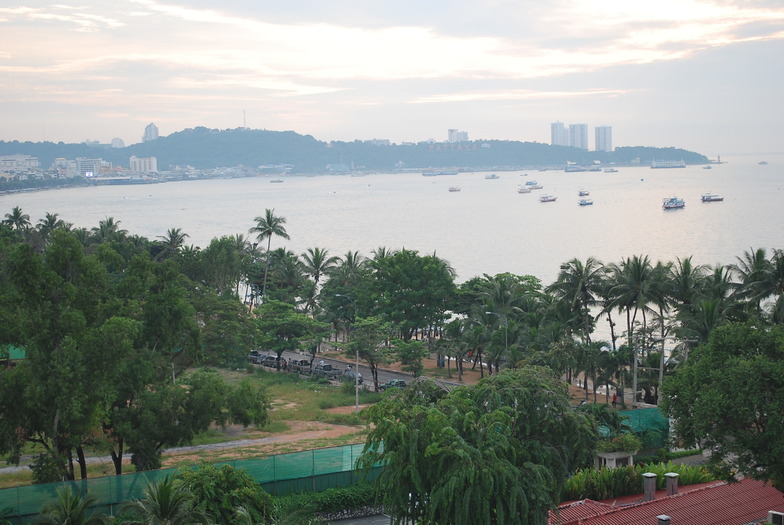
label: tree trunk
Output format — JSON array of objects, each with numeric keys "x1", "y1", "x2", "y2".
[
  {"x1": 76, "y1": 445, "x2": 88, "y2": 480},
  {"x1": 111, "y1": 437, "x2": 124, "y2": 475}
]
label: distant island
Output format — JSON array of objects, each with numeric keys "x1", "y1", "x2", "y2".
[{"x1": 0, "y1": 126, "x2": 708, "y2": 174}]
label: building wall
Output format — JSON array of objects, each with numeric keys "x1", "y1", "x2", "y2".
[
  {"x1": 595, "y1": 125, "x2": 613, "y2": 152},
  {"x1": 569, "y1": 123, "x2": 589, "y2": 150}
]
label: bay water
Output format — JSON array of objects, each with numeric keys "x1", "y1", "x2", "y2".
[{"x1": 3, "y1": 154, "x2": 782, "y2": 286}]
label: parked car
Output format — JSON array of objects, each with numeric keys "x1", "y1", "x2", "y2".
[
  {"x1": 379, "y1": 379, "x2": 407, "y2": 391},
  {"x1": 312, "y1": 363, "x2": 341, "y2": 379},
  {"x1": 261, "y1": 355, "x2": 284, "y2": 368},
  {"x1": 290, "y1": 359, "x2": 312, "y2": 374},
  {"x1": 341, "y1": 370, "x2": 363, "y2": 385},
  {"x1": 248, "y1": 350, "x2": 267, "y2": 364}
]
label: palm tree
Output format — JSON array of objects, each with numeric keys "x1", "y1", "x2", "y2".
[
  {"x1": 301, "y1": 247, "x2": 338, "y2": 286},
  {"x1": 732, "y1": 247, "x2": 770, "y2": 315},
  {"x1": 33, "y1": 485, "x2": 109, "y2": 525},
  {"x1": 91, "y1": 217, "x2": 127, "y2": 243},
  {"x1": 248, "y1": 209, "x2": 290, "y2": 302},
  {"x1": 36, "y1": 212, "x2": 66, "y2": 240},
  {"x1": 157, "y1": 227, "x2": 189, "y2": 258},
  {"x1": 3, "y1": 206, "x2": 31, "y2": 231},
  {"x1": 119, "y1": 474, "x2": 210, "y2": 525},
  {"x1": 547, "y1": 257, "x2": 607, "y2": 344}
]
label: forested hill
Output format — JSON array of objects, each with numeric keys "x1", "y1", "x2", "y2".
[{"x1": 0, "y1": 127, "x2": 709, "y2": 172}]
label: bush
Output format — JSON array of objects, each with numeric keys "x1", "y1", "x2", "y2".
[{"x1": 277, "y1": 483, "x2": 377, "y2": 513}]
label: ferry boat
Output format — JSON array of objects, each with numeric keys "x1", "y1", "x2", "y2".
[
  {"x1": 539, "y1": 194, "x2": 557, "y2": 203},
  {"x1": 422, "y1": 170, "x2": 459, "y2": 177},
  {"x1": 662, "y1": 197, "x2": 685, "y2": 209},
  {"x1": 578, "y1": 198, "x2": 593, "y2": 206},
  {"x1": 449, "y1": 186, "x2": 461, "y2": 192},
  {"x1": 651, "y1": 160, "x2": 686, "y2": 169},
  {"x1": 701, "y1": 193, "x2": 724, "y2": 202}
]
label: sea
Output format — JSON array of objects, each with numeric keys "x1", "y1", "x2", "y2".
[{"x1": 3, "y1": 153, "x2": 783, "y2": 287}]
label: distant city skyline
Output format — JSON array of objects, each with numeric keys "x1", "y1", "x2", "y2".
[{"x1": 1, "y1": 2, "x2": 783, "y2": 155}]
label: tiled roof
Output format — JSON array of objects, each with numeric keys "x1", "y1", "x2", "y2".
[{"x1": 550, "y1": 478, "x2": 784, "y2": 525}]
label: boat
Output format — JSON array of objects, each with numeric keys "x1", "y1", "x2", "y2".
[
  {"x1": 662, "y1": 197, "x2": 685, "y2": 209},
  {"x1": 578, "y1": 189, "x2": 590, "y2": 196},
  {"x1": 651, "y1": 160, "x2": 686, "y2": 169},
  {"x1": 485, "y1": 173, "x2": 500, "y2": 180},
  {"x1": 422, "y1": 170, "x2": 459, "y2": 176},
  {"x1": 449, "y1": 186, "x2": 461, "y2": 192},
  {"x1": 270, "y1": 179, "x2": 284, "y2": 183},
  {"x1": 539, "y1": 194, "x2": 557, "y2": 203},
  {"x1": 759, "y1": 161, "x2": 768, "y2": 165},
  {"x1": 701, "y1": 193, "x2": 724, "y2": 202},
  {"x1": 578, "y1": 198, "x2": 594, "y2": 206},
  {"x1": 525, "y1": 180, "x2": 539, "y2": 185},
  {"x1": 517, "y1": 186, "x2": 532, "y2": 193},
  {"x1": 702, "y1": 165, "x2": 712, "y2": 170},
  {"x1": 603, "y1": 168, "x2": 618, "y2": 173}
]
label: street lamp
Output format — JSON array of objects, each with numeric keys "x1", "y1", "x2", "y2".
[
  {"x1": 485, "y1": 311, "x2": 508, "y2": 361},
  {"x1": 336, "y1": 294, "x2": 360, "y2": 414}
]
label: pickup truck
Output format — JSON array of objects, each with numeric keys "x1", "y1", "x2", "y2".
[
  {"x1": 379, "y1": 379, "x2": 407, "y2": 391},
  {"x1": 290, "y1": 359, "x2": 312, "y2": 374},
  {"x1": 312, "y1": 363, "x2": 342, "y2": 379}
]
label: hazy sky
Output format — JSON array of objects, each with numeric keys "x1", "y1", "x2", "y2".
[{"x1": 1, "y1": 1, "x2": 783, "y2": 155}]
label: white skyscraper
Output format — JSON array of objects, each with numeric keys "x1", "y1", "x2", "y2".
[
  {"x1": 569, "y1": 124, "x2": 589, "y2": 150},
  {"x1": 142, "y1": 123, "x2": 159, "y2": 143},
  {"x1": 448, "y1": 129, "x2": 469, "y2": 143},
  {"x1": 595, "y1": 126, "x2": 613, "y2": 152},
  {"x1": 550, "y1": 122, "x2": 568, "y2": 146}
]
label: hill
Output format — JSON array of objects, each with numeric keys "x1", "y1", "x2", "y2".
[{"x1": 0, "y1": 127, "x2": 709, "y2": 172}]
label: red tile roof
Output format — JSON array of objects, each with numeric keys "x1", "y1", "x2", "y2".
[{"x1": 550, "y1": 478, "x2": 784, "y2": 525}]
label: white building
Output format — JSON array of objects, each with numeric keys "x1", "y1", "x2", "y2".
[
  {"x1": 142, "y1": 123, "x2": 159, "y2": 142},
  {"x1": 447, "y1": 129, "x2": 469, "y2": 143},
  {"x1": 595, "y1": 125, "x2": 613, "y2": 152},
  {"x1": 0, "y1": 154, "x2": 40, "y2": 172},
  {"x1": 129, "y1": 156, "x2": 158, "y2": 173},
  {"x1": 550, "y1": 122, "x2": 568, "y2": 146},
  {"x1": 73, "y1": 157, "x2": 111, "y2": 178},
  {"x1": 569, "y1": 123, "x2": 589, "y2": 150}
]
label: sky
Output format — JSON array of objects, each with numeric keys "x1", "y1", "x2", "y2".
[{"x1": 1, "y1": 1, "x2": 783, "y2": 156}]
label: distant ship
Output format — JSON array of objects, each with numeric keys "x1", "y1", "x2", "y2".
[
  {"x1": 662, "y1": 197, "x2": 686, "y2": 209},
  {"x1": 422, "y1": 170, "x2": 459, "y2": 176},
  {"x1": 759, "y1": 161, "x2": 768, "y2": 165},
  {"x1": 651, "y1": 160, "x2": 686, "y2": 169}
]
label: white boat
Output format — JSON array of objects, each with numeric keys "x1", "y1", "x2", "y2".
[
  {"x1": 578, "y1": 198, "x2": 593, "y2": 206},
  {"x1": 651, "y1": 160, "x2": 686, "y2": 169},
  {"x1": 517, "y1": 186, "x2": 532, "y2": 194},
  {"x1": 578, "y1": 189, "x2": 590, "y2": 196},
  {"x1": 449, "y1": 186, "x2": 461, "y2": 192},
  {"x1": 539, "y1": 194, "x2": 557, "y2": 203},
  {"x1": 702, "y1": 165, "x2": 712, "y2": 170},
  {"x1": 701, "y1": 193, "x2": 724, "y2": 202},
  {"x1": 485, "y1": 173, "x2": 500, "y2": 180},
  {"x1": 270, "y1": 179, "x2": 284, "y2": 183},
  {"x1": 603, "y1": 168, "x2": 618, "y2": 173},
  {"x1": 525, "y1": 180, "x2": 539, "y2": 185},
  {"x1": 422, "y1": 170, "x2": 459, "y2": 176},
  {"x1": 662, "y1": 197, "x2": 685, "y2": 209}
]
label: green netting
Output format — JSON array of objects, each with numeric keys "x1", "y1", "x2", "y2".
[{"x1": 0, "y1": 444, "x2": 373, "y2": 523}]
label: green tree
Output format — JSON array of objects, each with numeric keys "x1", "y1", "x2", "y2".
[
  {"x1": 359, "y1": 367, "x2": 597, "y2": 525},
  {"x1": 3, "y1": 205, "x2": 31, "y2": 231},
  {"x1": 547, "y1": 257, "x2": 607, "y2": 344},
  {"x1": 255, "y1": 300, "x2": 329, "y2": 366},
  {"x1": 33, "y1": 485, "x2": 109, "y2": 525},
  {"x1": 249, "y1": 208, "x2": 290, "y2": 302},
  {"x1": 120, "y1": 474, "x2": 211, "y2": 525},
  {"x1": 176, "y1": 463, "x2": 273, "y2": 525},
  {"x1": 343, "y1": 316, "x2": 394, "y2": 390},
  {"x1": 662, "y1": 322, "x2": 784, "y2": 486},
  {"x1": 301, "y1": 246, "x2": 339, "y2": 287}
]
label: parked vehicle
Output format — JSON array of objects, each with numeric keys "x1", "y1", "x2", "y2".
[
  {"x1": 261, "y1": 355, "x2": 285, "y2": 368},
  {"x1": 290, "y1": 359, "x2": 312, "y2": 374},
  {"x1": 312, "y1": 363, "x2": 341, "y2": 379},
  {"x1": 379, "y1": 379, "x2": 407, "y2": 391},
  {"x1": 341, "y1": 370, "x2": 363, "y2": 385},
  {"x1": 248, "y1": 350, "x2": 267, "y2": 364}
]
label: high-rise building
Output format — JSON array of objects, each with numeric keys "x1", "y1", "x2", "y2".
[
  {"x1": 129, "y1": 156, "x2": 158, "y2": 173},
  {"x1": 448, "y1": 129, "x2": 469, "y2": 143},
  {"x1": 569, "y1": 123, "x2": 589, "y2": 150},
  {"x1": 142, "y1": 123, "x2": 159, "y2": 143},
  {"x1": 595, "y1": 126, "x2": 613, "y2": 152},
  {"x1": 550, "y1": 122, "x2": 568, "y2": 146}
]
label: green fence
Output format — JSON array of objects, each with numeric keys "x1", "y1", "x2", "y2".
[{"x1": 0, "y1": 444, "x2": 377, "y2": 523}]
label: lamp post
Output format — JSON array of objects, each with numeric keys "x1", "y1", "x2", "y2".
[
  {"x1": 336, "y1": 294, "x2": 360, "y2": 414},
  {"x1": 485, "y1": 311, "x2": 508, "y2": 365}
]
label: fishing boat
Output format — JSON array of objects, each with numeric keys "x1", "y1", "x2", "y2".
[
  {"x1": 449, "y1": 186, "x2": 461, "y2": 192},
  {"x1": 270, "y1": 179, "x2": 284, "y2": 183},
  {"x1": 578, "y1": 198, "x2": 593, "y2": 206},
  {"x1": 539, "y1": 194, "x2": 557, "y2": 203},
  {"x1": 662, "y1": 197, "x2": 685, "y2": 209},
  {"x1": 485, "y1": 173, "x2": 500, "y2": 180},
  {"x1": 603, "y1": 168, "x2": 618, "y2": 173},
  {"x1": 517, "y1": 186, "x2": 532, "y2": 194},
  {"x1": 701, "y1": 193, "x2": 724, "y2": 202},
  {"x1": 578, "y1": 189, "x2": 590, "y2": 196}
]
